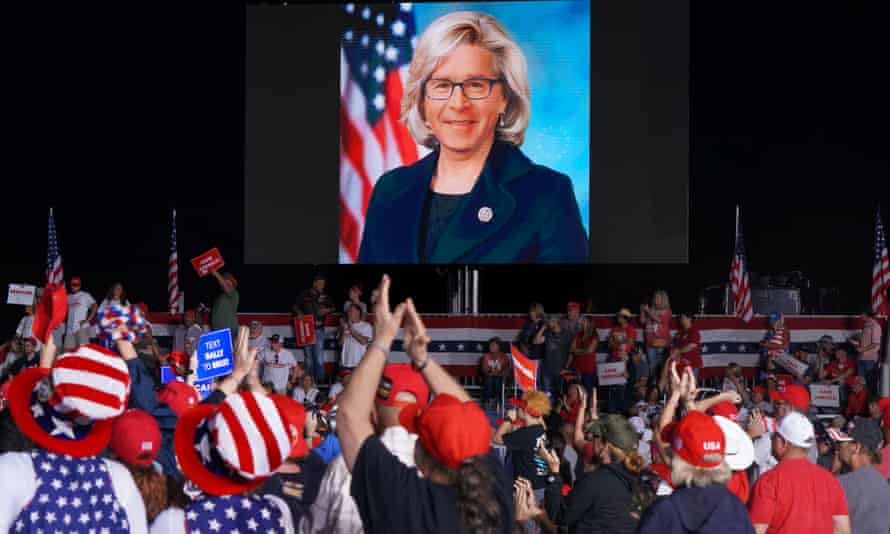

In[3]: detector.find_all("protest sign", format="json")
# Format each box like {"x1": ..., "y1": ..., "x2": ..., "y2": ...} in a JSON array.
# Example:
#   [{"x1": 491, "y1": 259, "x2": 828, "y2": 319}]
[
  {"x1": 809, "y1": 384, "x2": 840, "y2": 408},
  {"x1": 774, "y1": 352, "x2": 809, "y2": 377},
  {"x1": 295, "y1": 315, "x2": 317, "y2": 347},
  {"x1": 195, "y1": 328, "x2": 234, "y2": 381},
  {"x1": 190, "y1": 248, "x2": 225, "y2": 277},
  {"x1": 7, "y1": 284, "x2": 36, "y2": 306},
  {"x1": 597, "y1": 361, "x2": 627, "y2": 386},
  {"x1": 160, "y1": 366, "x2": 214, "y2": 400}
]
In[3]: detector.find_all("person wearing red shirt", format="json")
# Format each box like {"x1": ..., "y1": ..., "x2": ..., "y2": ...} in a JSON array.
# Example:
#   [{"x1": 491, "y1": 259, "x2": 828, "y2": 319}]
[
  {"x1": 668, "y1": 313, "x2": 702, "y2": 377},
  {"x1": 844, "y1": 376, "x2": 868, "y2": 418},
  {"x1": 567, "y1": 317, "x2": 599, "y2": 392},
  {"x1": 748, "y1": 412, "x2": 851, "y2": 534},
  {"x1": 558, "y1": 383, "x2": 583, "y2": 424},
  {"x1": 608, "y1": 309, "x2": 637, "y2": 359},
  {"x1": 821, "y1": 346, "x2": 855, "y2": 384},
  {"x1": 640, "y1": 290, "x2": 672, "y2": 380},
  {"x1": 480, "y1": 337, "x2": 511, "y2": 409}
]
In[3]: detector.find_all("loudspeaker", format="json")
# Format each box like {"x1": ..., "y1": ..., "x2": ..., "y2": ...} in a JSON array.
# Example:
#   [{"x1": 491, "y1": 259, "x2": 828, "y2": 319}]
[{"x1": 751, "y1": 288, "x2": 800, "y2": 315}]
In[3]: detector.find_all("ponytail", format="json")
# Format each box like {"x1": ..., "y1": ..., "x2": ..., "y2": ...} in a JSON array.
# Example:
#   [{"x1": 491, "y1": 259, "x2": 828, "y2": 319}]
[
  {"x1": 416, "y1": 444, "x2": 502, "y2": 534},
  {"x1": 127, "y1": 465, "x2": 168, "y2": 523},
  {"x1": 622, "y1": 450, "x2": 646, "y2": 475},
  {"x1": 455, "y1": 455, "x2": 502, "y2": 534}
]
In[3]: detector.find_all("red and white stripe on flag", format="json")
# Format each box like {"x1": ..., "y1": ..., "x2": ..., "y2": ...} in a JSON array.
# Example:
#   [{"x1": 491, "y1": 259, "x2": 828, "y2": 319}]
[
  {"x1": 731, "y1": 254, "x2": 754, "y2": 322},
  {"x1": 338, "y1": 44, "x2": 429, "y2": 262},
  {"x1": 510, "y1": 344, "x2": 538, "y2": 392}
]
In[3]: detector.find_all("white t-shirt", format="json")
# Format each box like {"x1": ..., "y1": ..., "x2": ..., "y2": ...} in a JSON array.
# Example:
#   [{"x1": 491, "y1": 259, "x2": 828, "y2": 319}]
[
  {"x1": 328, "y1": 382, "x2": 344, "y2": 400},
  {"x1": 151, "y1": 495, "x2": 294, "y2": 534},
  {"x1": 292, "y1": 387, "x2": 319, "y2": 405},
  {"x1": 66, "y1": 291, "x2": 96, "y2": 332},
  {"x1": 248, "y1": 335, "x2": 269, "y2": 354},
  {"x1": 0, "y1": 452, "x2": 148, "y2": 534},
  {"x1": 15, "y1": 315, "x2": 35, "y2": 340},
  {"x1": 259, "y1": 348, "x2": 298, "y2": 392},
  {"x1": 340, "y1": 321, "x2": 372, "y2": 368}
]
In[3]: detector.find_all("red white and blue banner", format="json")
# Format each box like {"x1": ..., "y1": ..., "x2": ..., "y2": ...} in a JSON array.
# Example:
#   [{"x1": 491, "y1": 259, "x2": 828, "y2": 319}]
[{"x1": 142, "y1": 314, "x2": 885, "y2": 379}]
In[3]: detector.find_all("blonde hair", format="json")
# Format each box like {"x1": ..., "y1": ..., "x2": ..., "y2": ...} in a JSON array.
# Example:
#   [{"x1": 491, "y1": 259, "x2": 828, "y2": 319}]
[
  {"x1": 606, "y1": 443, "x2": 646, "y2": 475},
  {"x1": 669, "y1": 455, "x2": 732, "y2": 488},
  {"x1": 401, "y1": 11, "x2": 531, "y2": 148},
  {"x1": 528, "y1": 302, "x2": 545, "y2": 320},
  {"x1": 652, "y1": 290, "x2": 671, "y2": 310}
]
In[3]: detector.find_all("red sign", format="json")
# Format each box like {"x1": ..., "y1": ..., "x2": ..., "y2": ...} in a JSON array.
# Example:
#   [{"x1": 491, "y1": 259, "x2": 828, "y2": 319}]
[
  {"x1": 32, "y1": 284, "x2": 67, "y2": 344},
  {"x1": 190, "y1": 248, "x2": 225, "y2": 277},
  {"x1": 295, "y1": 315, "x2": 316, "y2": 347},
  {"x1": 773, "y1": 373, "x2": 793, "y2": 392}
]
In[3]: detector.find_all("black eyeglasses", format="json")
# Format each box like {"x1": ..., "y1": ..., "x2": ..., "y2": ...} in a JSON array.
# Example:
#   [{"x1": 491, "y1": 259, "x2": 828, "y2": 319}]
[{"x1": 424, "y1": 77, "x2": 502, "y2": 101}]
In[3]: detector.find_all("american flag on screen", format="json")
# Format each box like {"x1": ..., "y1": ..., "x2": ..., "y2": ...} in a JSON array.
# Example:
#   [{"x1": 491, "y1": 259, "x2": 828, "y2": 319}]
[
  {"x1": 46, "y1": 208, "x2": 64, "y2": 285},
  {"x1": 872, "y1": 206, "x2": 890, "y2": 315},
  {"x1": 339, "y1": 3, "x2": 427, "y2": 263},
  {"x1": 168, "y1": 209, "x2": 181, "y2": 314},
  {"x1": 730, "y1": 209, "x2": 754, "y2": 322}
]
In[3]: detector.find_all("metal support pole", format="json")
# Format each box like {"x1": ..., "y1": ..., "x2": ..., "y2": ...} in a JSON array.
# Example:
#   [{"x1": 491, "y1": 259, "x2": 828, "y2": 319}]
[{"x1": 471, "y1": 269, "x2": 479, "y2": 315}]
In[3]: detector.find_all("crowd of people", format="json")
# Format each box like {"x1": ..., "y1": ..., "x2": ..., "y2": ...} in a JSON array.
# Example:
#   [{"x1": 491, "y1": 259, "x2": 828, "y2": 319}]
[{"x1": 0, "y1": 273, "x2": 888, "y2": 533}]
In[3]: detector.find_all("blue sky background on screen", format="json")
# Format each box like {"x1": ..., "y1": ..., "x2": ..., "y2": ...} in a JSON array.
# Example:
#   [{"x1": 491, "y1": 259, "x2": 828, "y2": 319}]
[{"x1": 414, "y1": 1, "x2": 591, "y2": 234}]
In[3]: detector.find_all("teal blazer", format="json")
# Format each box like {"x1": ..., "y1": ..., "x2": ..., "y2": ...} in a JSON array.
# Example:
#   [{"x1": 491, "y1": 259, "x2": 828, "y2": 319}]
[{"x1": 357, "y1": 141, "x2": 589, "y2": 263}]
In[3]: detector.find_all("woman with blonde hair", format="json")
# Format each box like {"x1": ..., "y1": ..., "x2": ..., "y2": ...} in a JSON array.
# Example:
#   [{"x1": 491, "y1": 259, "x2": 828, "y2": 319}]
[{"x1": 358, "y1": 11, "x2": 587, "y2": 264}]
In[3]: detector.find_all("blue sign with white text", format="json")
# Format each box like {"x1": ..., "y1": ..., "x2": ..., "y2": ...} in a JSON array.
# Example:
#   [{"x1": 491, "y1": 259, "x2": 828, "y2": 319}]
[
  {"x1": 196, "y1": 328, "x2": 234, "y2": 381},
  {"x1": 160, "y1": 365, "x2": 215, "y2": 400}
]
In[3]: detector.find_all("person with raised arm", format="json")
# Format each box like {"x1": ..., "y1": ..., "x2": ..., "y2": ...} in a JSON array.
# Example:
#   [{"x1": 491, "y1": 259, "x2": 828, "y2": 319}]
[{"x1": 337, "y1": 275, "x2": 512, "y2": 534}]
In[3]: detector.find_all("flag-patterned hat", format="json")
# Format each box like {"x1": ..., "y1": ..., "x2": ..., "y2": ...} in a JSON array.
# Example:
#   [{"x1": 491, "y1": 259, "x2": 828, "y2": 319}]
[
  {"x1": 9, "y1": 344, "x2": 131, "y2": 457},
  {"x1": 97, "y1": 303, "x2": 148, "y2": 343},
  {"x1": 174, "y1": 391, "x2": 306, "y2": 496}
]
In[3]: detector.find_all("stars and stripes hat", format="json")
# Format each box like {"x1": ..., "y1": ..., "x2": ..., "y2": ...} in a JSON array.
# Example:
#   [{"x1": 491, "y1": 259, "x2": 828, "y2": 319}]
[
  {"x1": 9, "y1": 344, "x2": 131, "y2": 457},
  {"x1": 97, "y1": 303, "x2": 148, "y2": 343},
  {"x1": 174, "y1": 391, "x2": 307, "y2": 496}
]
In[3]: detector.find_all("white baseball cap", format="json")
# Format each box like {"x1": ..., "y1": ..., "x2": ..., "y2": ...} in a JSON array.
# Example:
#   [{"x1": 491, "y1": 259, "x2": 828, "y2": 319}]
[
  {"x1": 776, "y1": 412, "x2": 815, "y2": 449},
  {"x1": 714, "y1": 415, "x2": 754, "y2": 471}
]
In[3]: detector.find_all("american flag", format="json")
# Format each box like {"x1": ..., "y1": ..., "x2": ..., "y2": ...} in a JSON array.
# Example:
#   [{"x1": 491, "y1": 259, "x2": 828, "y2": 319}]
[
  {"x1": 46, "y1": 208, "x2": 64, "y2": 285},
  {"x1": 339, "y1": 3, "x2": 428, "y2": 263},
  {"x1": 168, "y1": 209, "x2": 181, "y2": 314},
  {"x1": 872, "y1": 206, "x2": 890, "y2": 315},
  {"x1": 729, "y1": 208, "x2": 754, "y2": 322}
]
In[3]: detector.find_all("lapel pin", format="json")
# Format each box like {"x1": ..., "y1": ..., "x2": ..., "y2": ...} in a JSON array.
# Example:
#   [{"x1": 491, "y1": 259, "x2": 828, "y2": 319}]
[{"x1": 477, "y1": 206, "x2": 494, "y2": 223}]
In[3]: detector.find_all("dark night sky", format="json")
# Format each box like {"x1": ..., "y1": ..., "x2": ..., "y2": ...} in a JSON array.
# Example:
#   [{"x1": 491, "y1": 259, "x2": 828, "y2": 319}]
[{"x1": 2, "y1": 2, "x2": 889, "y2": 333}]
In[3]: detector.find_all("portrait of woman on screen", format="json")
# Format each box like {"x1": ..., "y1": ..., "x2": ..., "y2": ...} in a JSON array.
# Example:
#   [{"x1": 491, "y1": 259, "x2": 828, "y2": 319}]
[{"x1": 357, "y1": 11, "x2": 589, "y2": 264}]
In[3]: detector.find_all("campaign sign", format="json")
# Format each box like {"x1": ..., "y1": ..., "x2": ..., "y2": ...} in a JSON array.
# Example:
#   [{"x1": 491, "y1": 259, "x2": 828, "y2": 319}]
[
  {"x1": 774, "y1": 353, "x2": 809, "y2": 378},
  {"x1": 7, "y1": 284, "x2": 36, "y2": 305},
  {"x1": 160, "y1": 365, "x2": 214, "y2": 400},
  {"x1": 295, "y1": 315, "x2": 317, "y2": 347},
  {"x1": 196, "y1": 329, "x2": 234, "y2": 381},
  {"x1": 810, "y1": 384, "x2": 840, "y2": 408},
  {"x1": 597, "y1": 361, "x2": 627, "y2": 386},
  {"x1": 190, "y1": 248, "x2": 225, "y2": 277}
]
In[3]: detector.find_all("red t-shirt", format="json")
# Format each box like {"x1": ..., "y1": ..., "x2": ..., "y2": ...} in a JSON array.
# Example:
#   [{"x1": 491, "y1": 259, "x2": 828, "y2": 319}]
[
  {"x1": 480, "y1": 351, "x2": 510, "y2": 376},
  {"x1": 823, "y1": 356, "x2": 853, "y2": 381},
  {"x1": 726, "y1": 470, "x2": 750, "y2": 505},
  {"x1": 748, "y1": 458, "x2": 849, "y2": 534},
  {"x1": 644, "y1": 308, "x2": 672, "y2": 347},
  {"x1": 845, "y1": 387, "x2": 867, "y2": 417},
  {"x1": 572, "y1": 332, "x2": 599, "y2": 374},
  {"x1": 609, "y1": 324, "x2": 637, "y2": 357},
  {"x1": 673, "y1": 326, "x2": 702, "y2": 370},
  {"x1": 560, "y1": 399, "x2": 581, "y2": 423}
]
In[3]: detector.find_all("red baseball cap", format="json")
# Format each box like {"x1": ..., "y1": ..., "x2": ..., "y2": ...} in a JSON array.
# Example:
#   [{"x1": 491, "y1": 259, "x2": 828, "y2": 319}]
[
  {"x1": 708, "y1": 401, "x2": 740, "y2": 423},
  {"x1": 184, "y1": 309, "x2": 197, "y2": 320},
  {"x1": 751, "y1": 386, "x2": 767, "y2": 395},
  {"x1": 399, "y1": 393, "x2": 491, "y2": 469},
  {"x1": 661, "y1": 411, "x2": 726, "y2": 469},
  {"x1": 158, "y1": 380, "x2": 199, "y2": 416},
  {"x1": 70, "y1": 277, "x2": 81, "y2": 286},
  {"x1": 110, "y1": 409, "x2": 161, "y2": 467},
  {"x1": 376, "y1": 363, "x2": 430, "y2": 407},
  {"x1": 770, "y1": 384, "x2": 810, "y2": 412},
  {"x1": 567, "y1": 302, "x2": 581, "y2": 311},
  {"x1": 510, "y1": 397, "x2": 543, "y2": 417},
  {"x1": 165, "y1": 351, "x2": 190, "y2": 368}
]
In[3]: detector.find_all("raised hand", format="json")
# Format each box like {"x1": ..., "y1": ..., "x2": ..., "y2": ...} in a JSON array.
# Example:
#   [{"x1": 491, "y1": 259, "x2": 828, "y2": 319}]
[
  {"x1": 233, "y1": 325, "x2": 258, "y2": 381},
  {"x1": 39, "y1": 335, "x2": 57, "y2": 369},
  {"x1": 539, "y1": 445, "x2": 561, "y2": 474},
  {"x1": 371, "y1": 275, "x2": 407, "y2": 345},
  {"x1": 402, "y1": 299, "x2": 431, "y2": 365},
  {"x1": 589, "y1": 387, "x2": 599, "y2": 420}
]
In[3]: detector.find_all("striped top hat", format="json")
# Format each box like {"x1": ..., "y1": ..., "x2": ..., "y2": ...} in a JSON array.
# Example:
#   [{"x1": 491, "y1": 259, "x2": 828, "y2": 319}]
[
  {"x1": 174, "y1": 391, "x2": 308, "y2": 496},
  {"x1": 8, "y1": 343, "x2": 131, "y2": 457}
]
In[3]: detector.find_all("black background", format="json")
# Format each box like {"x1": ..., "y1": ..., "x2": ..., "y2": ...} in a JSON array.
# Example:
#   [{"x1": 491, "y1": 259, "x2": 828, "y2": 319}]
[
  {"x1": 2, "y1": 1, "x2": 889, "y2": 334},
  {"x1": 244, "y1": 0, "x2": 690, "y2": 264}
]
